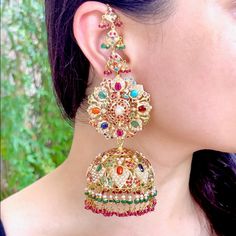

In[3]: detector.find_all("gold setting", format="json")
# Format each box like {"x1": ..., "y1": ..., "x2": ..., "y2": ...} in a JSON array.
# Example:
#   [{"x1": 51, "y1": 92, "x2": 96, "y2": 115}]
[{"x1": 84, "y1": 4, "x2": 157, "y2": 217}]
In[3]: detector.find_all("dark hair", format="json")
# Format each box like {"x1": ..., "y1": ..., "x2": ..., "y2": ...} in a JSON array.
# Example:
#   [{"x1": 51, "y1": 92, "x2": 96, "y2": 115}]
[{"x1": 45, "y1": 1, "x2": 236, "y2": 235}]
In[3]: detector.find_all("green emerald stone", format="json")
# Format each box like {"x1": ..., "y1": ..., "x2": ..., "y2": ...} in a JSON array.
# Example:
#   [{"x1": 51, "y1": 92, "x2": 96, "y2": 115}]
[
  {"x1": 98, "y1": 91, "x2": 107, "y2": 99},
  {"x1": 117, "y1": 45, "x2": 126, "y2": 50},
  {"x1": 121, "y1": 200, "x2": 126, "y2": 204},
  {"x1": 134, "y1": 199, "x2": 140, "y2": 204},
  {"x1": 107, "y1": 178, "x2": 113, "y2": 187},
  {"x1": 96, "y1": 164, "x2": 102, "y2": 172},
  {"x1": 103, "y1": 199, "x2": 109, "y2": 203},
  {"x1": 100, "y1": 176, "x2": 108, "y2": 185},
  {"x1": 101, "y1": 43, "x2": 109, "y2": 49},
  {"x1": 131, "y1": 120, "x2": 139, "y2": 128}
]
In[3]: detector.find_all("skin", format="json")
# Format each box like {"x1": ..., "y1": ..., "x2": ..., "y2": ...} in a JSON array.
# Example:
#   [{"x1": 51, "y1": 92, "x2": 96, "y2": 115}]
[{"x1": 1, "y1": 0, "x2": 236, "y2": 235}]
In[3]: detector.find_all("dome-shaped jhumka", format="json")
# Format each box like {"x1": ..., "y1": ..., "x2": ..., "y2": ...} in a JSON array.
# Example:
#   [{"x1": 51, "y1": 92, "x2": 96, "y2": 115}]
[{"x1": 84, "y1": 147, "x2": 157, "y2": 217}]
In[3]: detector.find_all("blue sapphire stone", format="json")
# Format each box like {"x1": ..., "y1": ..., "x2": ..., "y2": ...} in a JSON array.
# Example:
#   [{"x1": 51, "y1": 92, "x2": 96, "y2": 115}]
[
  {"x1": 101, "y1": 122, "x2": 108, "y2": 129},
  {"x1": 138, "y1": 163, "x2": 144, "y2": 172}
]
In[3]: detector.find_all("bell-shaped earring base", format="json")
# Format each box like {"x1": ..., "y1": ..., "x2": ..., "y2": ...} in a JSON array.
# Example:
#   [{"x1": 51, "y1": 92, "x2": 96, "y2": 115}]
[{"x1": 84, "y1": 147, "x2": 157, "y2": 217}]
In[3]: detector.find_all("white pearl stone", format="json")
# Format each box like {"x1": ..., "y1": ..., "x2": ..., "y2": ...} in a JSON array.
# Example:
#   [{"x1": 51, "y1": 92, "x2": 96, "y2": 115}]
[{"x1": 115, "y1": 105, "x2": 124, "y2": 116}]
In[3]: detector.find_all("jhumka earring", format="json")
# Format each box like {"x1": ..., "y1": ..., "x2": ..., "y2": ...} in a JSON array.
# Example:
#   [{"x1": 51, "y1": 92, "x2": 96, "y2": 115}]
[{"x1": 84, "y1": 4, "x2": 157, "y2": 217}]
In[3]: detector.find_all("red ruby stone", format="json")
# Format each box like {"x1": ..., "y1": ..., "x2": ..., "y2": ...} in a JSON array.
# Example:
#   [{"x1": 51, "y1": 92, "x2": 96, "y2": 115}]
[
  {"x1": 138, "y1": 105, "x2": 147, "y2": 112},
  {"x1": 115, "y1": 82, "x2": 122, "y2": 91},
  {"x1": 117, "y1": 129, "x2": 124, "y2": 137}
]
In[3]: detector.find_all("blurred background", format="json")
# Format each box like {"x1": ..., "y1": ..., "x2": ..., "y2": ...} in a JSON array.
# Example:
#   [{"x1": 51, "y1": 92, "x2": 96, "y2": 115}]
[{"x1": 1, "y1": 0, "x2": 73, "y2": 200}]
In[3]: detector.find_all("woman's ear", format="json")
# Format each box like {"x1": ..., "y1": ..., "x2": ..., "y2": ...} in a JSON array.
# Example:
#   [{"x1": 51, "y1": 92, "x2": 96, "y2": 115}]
[{"x1": 73, "y1": 2, "x2": 112, "y2": 77}]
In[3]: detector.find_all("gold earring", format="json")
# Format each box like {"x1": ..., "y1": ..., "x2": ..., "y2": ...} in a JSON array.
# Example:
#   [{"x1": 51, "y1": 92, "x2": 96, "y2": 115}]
[{"x1": 84, "y1": 4, "x2": 157, "y2": 217}]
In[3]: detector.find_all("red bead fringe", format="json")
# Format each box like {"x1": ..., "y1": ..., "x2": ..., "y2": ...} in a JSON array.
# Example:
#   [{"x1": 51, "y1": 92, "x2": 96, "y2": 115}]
[{"x1": 84, "y1": 199, "x2": 157, "y2": 217}]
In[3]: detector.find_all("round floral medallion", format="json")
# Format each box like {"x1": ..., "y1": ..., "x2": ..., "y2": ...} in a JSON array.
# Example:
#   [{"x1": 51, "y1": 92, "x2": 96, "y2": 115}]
[{"x1": 87, "y1": 75, "x2": 152, "y2": 140}]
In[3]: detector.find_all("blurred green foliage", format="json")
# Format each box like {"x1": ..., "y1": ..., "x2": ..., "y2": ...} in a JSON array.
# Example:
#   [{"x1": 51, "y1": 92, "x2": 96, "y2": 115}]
[{"x1": 1, "y1": 0, "x2": 73, "y2": 200}]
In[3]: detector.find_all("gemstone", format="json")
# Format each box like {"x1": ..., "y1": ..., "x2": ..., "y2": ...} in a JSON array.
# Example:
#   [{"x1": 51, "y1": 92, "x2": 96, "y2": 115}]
[
  {"x1": 96, "y1": 164, "x2": 102, "y2": 172},
  {"x1": 101, "y1": 43, "x2": 109, "y2": 49},
  {"x1": 114, "y1": 82, "x2": 122, "y2": 91},
  {"x1": 116, "y1": 129, "x2": 124, "y2": 137},
  {"x1": 117, "y1": 166, "x2": 123, "y2": 175},
  {"x1": 138, "y1": 105, "x2": 146, "y2": 112},
  {"x1": 122, "y1": 94, "x2": 129, "y2": 99},
  {"x1": 138, "y1": 163, "x2": 144, "y2": 172},
  {"x1": 102, "y1": 199, "x2": 109, "y2": 203},
  {"x1": 98, "y1": 91, "x2": 107, "y2": 99},
  {"x1": 130, "y1": 90, "x2": 138, "y2": 98},
  {"x1": 91, "y1": 107, "x2": 100, "y2": 114},
  {"x1": 131, "y1": 120, "x2": 139, "y2": 128},
  {"x1": 117, "y1": 45, "x2": 126, "y2": 50},
  {"x1": 101, "y1": 122, "x2": 108, "y2": 129},
  {"x1": 115, "y1": 105, "x2": 125, "y2": 116},
  {"x1": 134, "y1": 199, "x2": 140, "y2": 204}
]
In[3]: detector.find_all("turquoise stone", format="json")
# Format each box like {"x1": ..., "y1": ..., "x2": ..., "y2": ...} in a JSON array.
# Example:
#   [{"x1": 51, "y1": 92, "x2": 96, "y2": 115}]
[
  {"x1": 130, "y1": 90, "x2": 138, "y2": 98},
  {"x1": 122, "y1": 94, "x2": 129, "y2": 99},
  {"x1": 98, "y1": 91, "x2": 107, "y2": 99}
]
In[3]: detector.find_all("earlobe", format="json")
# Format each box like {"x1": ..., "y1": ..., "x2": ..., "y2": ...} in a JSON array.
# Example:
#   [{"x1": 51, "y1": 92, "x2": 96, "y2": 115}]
[{"x1": 73, "y1": 2, "x2": 109, "y2": 77}]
